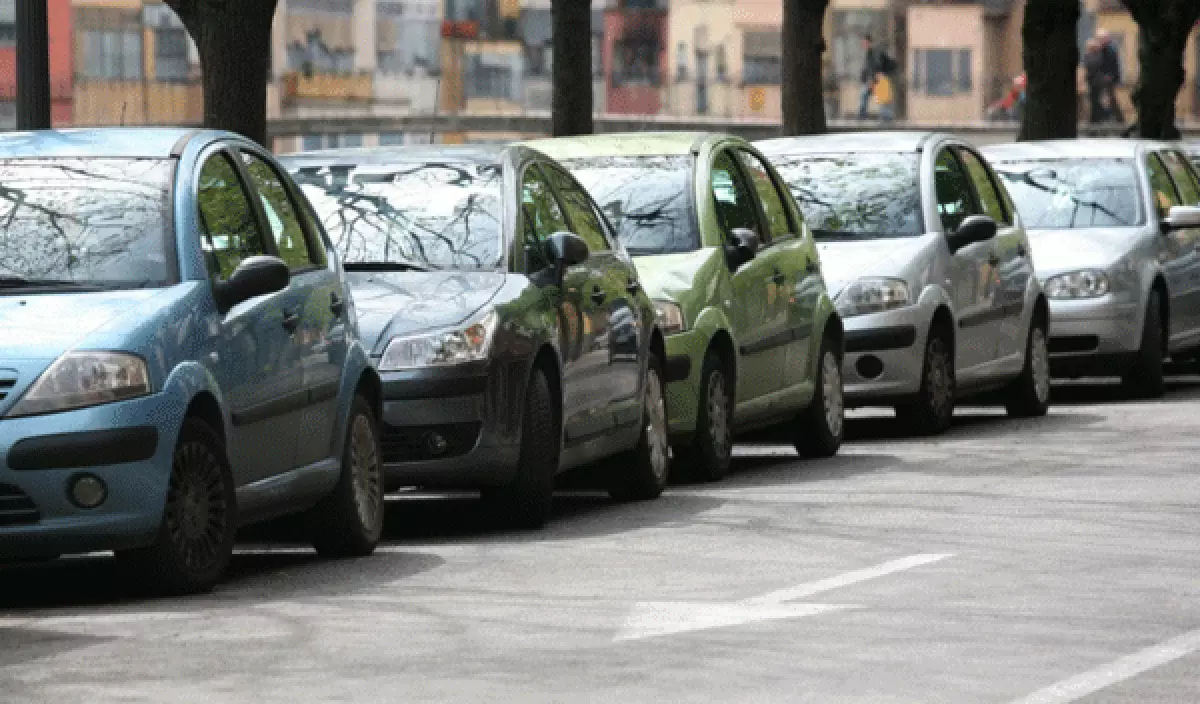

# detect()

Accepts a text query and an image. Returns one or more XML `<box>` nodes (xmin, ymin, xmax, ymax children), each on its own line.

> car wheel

<box><xmin>117</xmin><ymin>418</ymin><xmax>236</xmax><ymax>594</ymax></box>
<box><xmin>1122</xmin><ymin>290</ymin><xmax>1165</xmax><ymax>398</ymax></box>
<box><xmin>896</xmin><ymin>327</ymin><xmax>955</xmax><ymax>435</ymax></box>
<box><xmin>609</xmin><ymin>354</ymin><xmax>671</xmax><ymax>501</ymax></box>
<box><xmin>674</xmin><ymin>351</ymin><xmax>733</xmax><ymax>482</ymax></box>
<box><xmin>308</xmin><ymin>394</ymin><xmax>385</xmax><ymax>558</ymax></box>
<box><xmin>793</xmin><ymin>336</ymin><xmax>844</xmax><ymax>458</ymax></box>
<box><xmin>1005</xmin><ymin>316</ymin><xmax>1051</xmax><ymax>417</ymax></box>
<box><xmin>484</xmin><ymin>366</ymin><xmax>557</xmax><ymax>529</ymax></box>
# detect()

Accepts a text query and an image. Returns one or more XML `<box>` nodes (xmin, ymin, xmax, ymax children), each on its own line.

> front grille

<box><xmin>1049</xmin><ymin>335</ymin><xmax>1099</xmax><ymax>354</ymax></box>
<box><xmin>0</xmin><ymin>373</ymin><xmax>15</xmax><ymax>402</ymax></box>
<box><xmin>0</xmin><ymin>483</ymin><xmax>40</xmax><ymax>527</ymax></box>
<box><xmin>382</xmin><ymin>422</ymin><xmax>482</xmax><ymax>464</ymax></box>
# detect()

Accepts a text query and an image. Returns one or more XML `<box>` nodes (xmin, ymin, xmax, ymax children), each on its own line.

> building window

<box><xmin>831</xmin><ymin>10</ymin><xmax>887</xmax><ymax>82</ymax></box>
<box><xmin>912</xmin><ymin>48</ymin><xmax>972</xmax><ymax>96</ymax></box>
<box><xmin>0</xmin><ymin>0</ymin><xmax>14</xmax><ymax>49</ymax></box>
<box><xmin>743</xmin><ymin>32</ymin><xmax>781</xmax><ymax>85</ymax></box>
<box><xmin>155</xmin><ymin>27</ymin><xmax>190</xmax><ymax>82</ymax></box>
<box><xmin>613</xmin><ymin>32</ymin><xmax>661</xmax><ymax>87</ymax></box>
<box><xmin>80</xmin><ymin>30</ymin><xmax>145</xmax><ymax>80</ymax></box>
<box><xmin>676</xmin><ymin>42</ymin><xmax>688</xmax><ymax>81</ymax></box>
<box><xmin>466</xmin><ymin>53</ymin><xmax>518</xmax><ymax>100</ymax></box>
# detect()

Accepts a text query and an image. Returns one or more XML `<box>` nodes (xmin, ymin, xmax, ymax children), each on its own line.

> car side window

<box><xmin>955</xmin><ymin>147</ymin><xmax>1010</xmax><ymax>225</ymax></box>
<box><xmin>197</xmin><ymin>152</ymin><xmax>269</xmax><ymax>280</ymax></box>
<box><xmin>711</xmin><ymin>151</ymin><xmax>762</xmax><ymax>240</ymax></box>
<box><xmin>736</xmin><ymin>149</ymin><xmax>794</xmax><ymax>240</ymax></box>
<box><xmin>1146</xmin><ymin>153</ymin><xmax>1182</xmax><ymax>218</ymax></box>
<box><xmin>934</xmin><ymin>148</ymin><xmax>979</xmax><ymax>233</ymax></box>
<box><xmin>542</xmin><ymin>163</ymin><xmax>611</xmax><ymax>253</ymax></box>
<box><xmin>521</xmin><ymin>165</ymin><xmax>569</xmax><ymax>272</ymax></box>
<box><xmin>1160</xmin><ymin>151</ymin><xmax>1200</xmax><ymax>205</ymax></box>
<box><xmin>240</xmin><ymin>151</ymin><xmax>315</xmax><ymax>270</ymax></box>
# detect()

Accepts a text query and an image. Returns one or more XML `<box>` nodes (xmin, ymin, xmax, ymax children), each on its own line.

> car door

<box><xmin>239</xmin><ymin>148</ymin><xmax>348</xmax><ymax>469</ymax></box>
<box><xmin>956</xmin><ymin>146</ymin><xmax>1031</xmax><ymax>367</ymax></box>
<box><xmin>195</xmin><ymin>148</ymin><xmax>300</xmax><ymax>484</ymax></box>
<box><xmin>1158</xmin><ymin>149</ymin><xmax>1200</xmax><ymax>343</ymax></box>
<box><xmin>542</xmin><ymin>162</ymin><xmax>644</xmax><ymax>431</ymax></box>
<box><xmin>1144</xmin><ymin>151</ymin><xmax>1192</xmax><ymax>347</ymax></box>
<box><xmin>734</xmin><ymin>147</ymin><xmax>820</xmax><ymax>394</ymax></box>
<box><xmin>520</xmin><ymin>163</ymin><xmax>611</xmax><ymax>445</ymax></box>
<box><xmin>933</xmin><ymin>146</ymin><xmax>1000</xmax><ymax>380</ymax></box>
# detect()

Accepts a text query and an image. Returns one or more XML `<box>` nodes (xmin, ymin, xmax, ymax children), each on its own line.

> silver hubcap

<box><xmin>706</xmin><ymin>371</ymin><xmax>731</xmax><ymax>461</ymax></box>
<box><xmin>822</xmin><ymin>350</ymin><xmax>844</xmax><ymax>438</ymax></box>
<box><xmin>1031</xmin><ymin>327</ymin><xmax>1050</xmax><ymax>404</ymax></box>
<box><xmin>350</xmin><ymin>414</ymin><xmax>383</xmax><ymax>532</ymax></box>
<box><xmin>645</xmin><ymin>370</ymin><xmax>669</xmax><ymax>482</ymax></box>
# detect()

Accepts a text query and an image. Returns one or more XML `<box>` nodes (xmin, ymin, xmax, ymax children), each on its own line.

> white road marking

<box><xmin>615</xmin><ymin>553</ymin><xmax>952</xmax><ymax>642</ymax></box>
<box><xmin>1008</xmin><ymin>628</ymin><xmax>1200</xmax><ymax>704</ymax></box>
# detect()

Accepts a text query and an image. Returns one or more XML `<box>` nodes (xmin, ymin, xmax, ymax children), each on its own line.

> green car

<box><xmin>526</xmin><ymin>132</ymin><xmax>844</xmax><ymax>480</ymax></box>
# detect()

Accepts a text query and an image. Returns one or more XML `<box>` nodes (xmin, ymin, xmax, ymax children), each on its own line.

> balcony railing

<box><xmin>282</xmin><ymin>72</ymin><xmax>373</xmax><ymax>102</ymax></box>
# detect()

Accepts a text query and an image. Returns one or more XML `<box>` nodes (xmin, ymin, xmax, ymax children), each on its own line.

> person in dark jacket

<box><xmin>1097</xmin><ymin>30</ymin><xmax>1124</xmax><ymax>124</ymax></box>
<box><xmin>1084</xmin><ymin>39</ymin><xmax>1108</xmax><ymax>124</ymax></box>
<box><xmin>857</xmin><ymin>34</ymin><xmax>879</xmax><ymax>120</ymax></box>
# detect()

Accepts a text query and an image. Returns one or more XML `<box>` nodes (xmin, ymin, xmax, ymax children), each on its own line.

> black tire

<box><xmin>1122</xmin><ymin>290</ymin><xmax>1165</xmax><ymax>398</ymax></box>
<box><xmin>484</xmin><ymin>367</ymin><xmax>558</xmax><ymax>529</ymax></box>
<box><xmin>1005</xmin><ymin>315</ymin><xmax>1051</xmax><ymax>417</ymax></box>
<box><xmin>609</xmin><ymin>354</ymin><xmax>671</xmax><ymax>501</ymax></box>
<box><xmin>673</xmin><ymin>350</ymin><xmax>734</xmax><ymax>482</ymax></box>
<box><xmin>116</xmin><ymin>418</ymin><xmax>236</xmax><ymax>595</ymax></box>
<box><xmin>794</xmin><ymin>336</ymin><xmax>844</xmax><ymax>458</ymax></box>
<box><xmin>308</xmin><ymin>394</ymin><xmax>385</xmax><ymax>558</ymax></box>
<box><xmin>896</xmin><ymin>327</ymin><xmax>956</xmax><ymax>435</ymax></box>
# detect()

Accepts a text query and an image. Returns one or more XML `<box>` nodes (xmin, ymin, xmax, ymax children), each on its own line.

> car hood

<box><xmin>1026</xmin><ymin>227</ymin><xmax>1144</xmax><ymax>278</ymax></box>
<box><xmin>347</xmin><ymin>270</ymin><xmax>507</xmax><ymax>354</ymax></box>
<box><xmin>0</xmin><ymin>288</ymin><xmax>172</xmax><ymax>360</ymax></box>
<box><xmin>631</xmin><ymin>248</ymin><xmax>728</xmax><ymax>311</ymax></box>
<box><xmin>815</xmin><ymin>236</ymin><xmax>938</xmax><ymax>298</ymax></box>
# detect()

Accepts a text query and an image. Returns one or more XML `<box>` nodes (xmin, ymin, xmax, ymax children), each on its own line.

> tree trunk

<box><xmin>781</xmin><ymin>0</ymin><xmax>830</xmax><ymax>136</ymax></box>
<box><xmin>551</xmin><ymin>0</ymin><xmax>593</xmax><ymax>137</ymax></box>
<box><xmin>1120</xmin><ymin>0</ymin><xmax>1200</xmax><ymax>140</ymax></box>
<box><xmin>166</xmin><ymin>0</ymin><xmax>278</xmax><ymax>146</ymax></box>
<box><xmin>1018</xmin><ymin>0</ymin><xmax>1079</xmax><ymax>141</ymax></box>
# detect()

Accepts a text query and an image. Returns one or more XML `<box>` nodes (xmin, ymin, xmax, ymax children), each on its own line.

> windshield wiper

<box><xmin>344</xmin><ymin>261</ymin><xmax>430</xmax><ymax>273</ymax></box>
<box><xmin>0</xmin><ymin>276</ymin><xmax>103</xmax><ymax>290</ymax></box>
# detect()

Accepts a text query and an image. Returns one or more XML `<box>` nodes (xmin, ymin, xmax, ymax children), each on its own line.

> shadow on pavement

<box><xmin>1050</xmin><ymin>373</ymin><xmax>1200</xmax><ymax>405</ymax></box>
<box><xmin>0</xmin><ymin>627</ymin><xmax>113</xmax><ymax>668</ymax></box>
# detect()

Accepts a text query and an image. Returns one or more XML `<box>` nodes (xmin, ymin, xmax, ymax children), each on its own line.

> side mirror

<box><xmin>213</xmin><ymin>255</ymin><xmax>290</xmax><ymax>313</ymax></box>
<box><xmin>1161</xmin><ymin>205</ymin><xmax>1200</xmax><ymax>233</ymax></box>
<box><xmin>544</xmin><ymin>231</ymin><xmax>590</xmax><ymax>280</ymax></box>
<box><xmin>946</xmin><ymin>215</ymin><xmax>997</xmax><ymax>252</ymax></box>
<box><xmin>724</xmin><ymin>227</ymin><xmax>760</xmax><ymax>270</ymax></box>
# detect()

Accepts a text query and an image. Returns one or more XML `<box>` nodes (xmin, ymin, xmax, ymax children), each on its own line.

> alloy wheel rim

<box><xmin>646</xmin><ymin>370</ymin><xmax>669</xmax><ymax>482</ymax></box>
<box><xmin>822</xmin><ymin>350</ymin><xmax>845</xmax><ymax>438</ymax></box>
<box><xmin>1031</xmin><ymin>327</ymin><xmax>1051</xmax><ymax>404</ymax></box>
<box><xmin>350</xmin><ymin>414</ymin><xmax>383</xmax><ymax>533</ymax></box>
<box><xmin>707</xmin><ymin>371</ymin><xmax>731</xmax><ymax>461</ymax></box>
<box><xmin>165</xmin><ymin>441</ymin><xmax>228</xmax><ymax>573</ymax></box>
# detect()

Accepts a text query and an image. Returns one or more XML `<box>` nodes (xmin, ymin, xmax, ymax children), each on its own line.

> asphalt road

<box><xmin>4</xmin><ymin>377</ymin><xmax>1200</xmax><ymax>703</ymax></box>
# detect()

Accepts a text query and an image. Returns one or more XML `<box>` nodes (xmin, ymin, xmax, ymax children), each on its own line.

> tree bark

<box><xmin>1120</xmin><ymin>0</ymin><xmax>1200</xmax><ymax>140</ymax></box>
<box><xmin>781</xmin><ymin>0</ymin><xmax>830</xmax><ymax>136</ymax></box>
<box><xmin>166</xmin><ymin>0</ymin><xmax>278</xmax><ymax>146</ymax></box>
<box><xmin>1018</xmin><ymin>0</ymin><xmax>1079</xmax><ymax>141</ymax></box>
<box><xmin>551</xmin><ymin>0</ymin><xmax>593</xmax><ymax>137</ymax></box>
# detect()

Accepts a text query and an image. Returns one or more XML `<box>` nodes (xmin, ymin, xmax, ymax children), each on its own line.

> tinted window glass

<box><xmin>934</xmin><ymin>149</ymin><xmax>978</xmax><ymax>232</ymax></box>
<box><xmin>737</xmin><ymin>149</ymin><xmax>793</xmax><ymax>239</ymax></box>
<box><xmin>241</xmin><ymin>151</ymin><xmax>314</xmax><ymax>270</ymax></box>
<box><xmin>711</xmin><ymin>151</ymin><xmax>760</xmax><ymax>238</ymax></box>
<box><xmin>770</xmin><ymin>152</ymin><xmax>923</xmax><ymax>238</ymax></box>
<box><xmin>995</xmin><ymin>159</ymin><xmax>1144</xmax><ymax>229</ymax></box>
<box><xmin>521</xmin><ymin>165</ymin><xmax>569</xmax><ymax>271</ymax></box>
<box><xmin>1146</xmin><ymin>153</ymin><xmax>1181</xmax><ymax>218</ymax></box>
<box><xmin>291</xmin><ymin>160</ymin><xmax>504</xmax><ymax>271</ymax></box>
<box><xmin>561</xmin><ymin>155</ymin><xmax>694</xmax><ymax>254</ymax></box>
<box><xmin>542</xmin><ymin>163</ymin><xmax>610</xmax><ymax>252</ymax></box>
<box><xmin>956</xmin><ymin>148</ymin><xmax>1009</xmax><ymax>224</ymax></box>
<box><xmin>0</xmin><ymin>158</ymin><xmax>173</xmax><ymax>288</ymax></box>
<box><xmin>1160</xmin><ymin>151</ymin><xmax>1200</xmax><ymax>205</ymax></box>
<box><xmin>198</xmin><ymin>153</ymin><xmax>269</xmax><ymax>279</ymax></box>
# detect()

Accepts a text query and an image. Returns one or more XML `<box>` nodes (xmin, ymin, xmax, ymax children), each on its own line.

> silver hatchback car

<box><xmin>984</xmin><ymin>139</ymin><xmax>1200</xmax><ymax>397</ymax></box>
<box><xmin>758</xmin><ymin>132</ymin><xmax>1050</xmax><ymax>434</ymax></box>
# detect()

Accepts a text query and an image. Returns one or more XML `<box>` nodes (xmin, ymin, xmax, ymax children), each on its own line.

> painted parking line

<box><xmin>1009</xmin><ymin>628</ymin><xmax>1200</xmax><ymax>704</ymax></box>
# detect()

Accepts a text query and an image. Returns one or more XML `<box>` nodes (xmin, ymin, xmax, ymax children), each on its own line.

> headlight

<box><xmin>654</xmin><ymin>301</ymin><xmax>687</xmax><ymax>335</ymax></box>
<box><xmin>835</xmin><ymin>278</ymin><xmax>911</xmax><ymax>318</ymax></box>
<box><xmin>1044</xmin><ymin>270</ymin><xmax>1109</xmax><ymax>299</ymax></box>
<box><xmin>378</xmin><ymin>311</ymin><xmax>498</xmax><ymax>371</ymax></box>
<box><xmin>8</xmin><ymin>351</ymin><xmax>151</xmax><ymax>417</ymax></box>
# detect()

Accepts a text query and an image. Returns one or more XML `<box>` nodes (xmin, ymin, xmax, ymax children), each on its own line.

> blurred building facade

<box><xmin>0</xmin><ymin>0</ymin><xmax>74</xmax><ymax>129</ymax></box>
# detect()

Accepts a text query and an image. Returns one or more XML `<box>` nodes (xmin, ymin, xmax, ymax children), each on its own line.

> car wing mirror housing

<box><xmin>214</xmin><ymin>255</ymin><xmax>290</xmax><ymax>313</ymax></box>
<box><xmin>947</xmin><ymin>215</ymin><xmax>998</xmax><ymax>252</ymax></box>
<box><xmin>1162</xmin><ymin>205</ymin><xmax>1200</xmax><ymax>233</ymax></box>
<box><xmin>545</xmin><ymin>231</ymin><xmax>590</xmax><ymax>280</ymax></box>
<box><xmin>725</xmin><ymin>227</ymin><xmax>760</xmax><ymax>270</ymax></box>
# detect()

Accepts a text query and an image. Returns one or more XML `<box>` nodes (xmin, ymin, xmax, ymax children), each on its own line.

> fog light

<box><xmin>68</xmin><ymin>474</ymin><xmax>107</xmax><ymax>509</ymax></box>
<box><xmin>423</xmin><ymin>431</ymin><xmax>449</xmax><ymax>457</ymax></box>
<box><xmin>856</xmin><ymin>355</ymin><xmax>884</xmax><ymax>380</ymax></box>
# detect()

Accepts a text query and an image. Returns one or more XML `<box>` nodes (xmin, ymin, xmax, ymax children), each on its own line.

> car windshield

<box><xmin>769</xmin><ymin>152</ymin><xmax>923</xmax><ymax>239</ymax></box>
<box><xmin>994</xmin><ymin>158</ymin><xmax>1144</xmax><ymax>228</ymax></box>
<box><xmin>560</xmin><ymin>155</ymin><xmax>695</xmax><ymax>255</ymax></box>
<box><xmin>0</xmin><ymin>158</ymin><xmax>173</xmax><ymax>290</ymax></box>
<box><xmin>290</xmin><ymin>160</ymin><xmax>504</xmax><ymax>271</ymax></box>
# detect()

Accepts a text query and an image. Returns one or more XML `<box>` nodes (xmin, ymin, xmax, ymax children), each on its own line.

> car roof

<box><xmin>280</xmin><ymin>144</ymin><xmax>513</xmax><ymax>168</ymax></box>
<box><xmin>982</xmin><ymin>138</ymin><xmax>1173</xmax><ymax>161</ymax></box>
<box><xmin>523</xmin><ymin>132</ymin><xmax>714</xmax><ymax>159</ymax></box>
<box><xmin>757</xmin><ymin>131</ymin><xmax>946</xmax><ymax>155</ymax></box>
<box><xmin>0</xmin><ymin>127</ymin><xmax>223</xmax><ymax>159</ymax></box>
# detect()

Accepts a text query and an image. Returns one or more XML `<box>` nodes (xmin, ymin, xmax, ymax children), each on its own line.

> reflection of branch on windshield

<box><xmin>997</xmin><ymin>169</ymin><xmax>1128</xmax><ymax>226</ymax></box>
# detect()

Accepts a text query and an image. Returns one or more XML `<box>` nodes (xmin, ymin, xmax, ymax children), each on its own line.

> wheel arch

<box><xmin>1150</xmin><ymin>275</ymin><xmax>1169</xmax><ymax>349</ymax></box>
<box><xmin>184</xmin><ymin>391</ymin><xmax>225</xmax><ymax>444</ymax></box>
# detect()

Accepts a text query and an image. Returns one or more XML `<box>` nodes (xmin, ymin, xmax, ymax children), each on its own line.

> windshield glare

<box><xmin>561</xmin><ymin>155</ymin><xmax>695</xmax><ymax>254</ymax></box>
<box><xmin>0</xmin><ymin>158</ymin><xmax>173</xmax><ymax>288</ymax></box>
<box><xmin>995</xmin><ymin>158</ymin><xmax>1144</xmax><ymax>228</ymax></box>
<box><xmin>770</xmin><ymin>152</ymin><xmax>923</xmax><ymax>239</ymax></box>
<box><xmin>290</xmin><ymin>160</ymin><xmax>505</xmax><ymax>271</ymax></box>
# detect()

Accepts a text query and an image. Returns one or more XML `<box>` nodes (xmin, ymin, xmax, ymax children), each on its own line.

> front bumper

<box><xmin>0</xmin><ymin>394</ymin><xmax>182</xmax><ymax>560</ymax></box>
<box><xmin>840</xmin><ymin>305</ymin><xmax>928</xmax><ymax>405</ymax></box>
<box><xmin>1046</xmin><ymin>295</ymin><xmax>1141</xmax><ymax>376</ymax></box>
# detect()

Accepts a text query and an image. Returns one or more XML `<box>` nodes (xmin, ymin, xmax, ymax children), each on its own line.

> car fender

<box><xmin>691</xmin><ymin>304</ymin><xmax>737</xmax><ymax>363</ymax></box>
<box><xmin>329</xmin><ymin>340</ymin><xmax>376</xmax><ymax>461</ymax></box>
<box><xmin>805</xmin><ymin>292</ymin><xmax>843</xmax><ymax>379</ymax></box>
<box><xmin>915</xmin><ymin>285</ymin><xmax>957</xmax><ymax>343</ymax></box>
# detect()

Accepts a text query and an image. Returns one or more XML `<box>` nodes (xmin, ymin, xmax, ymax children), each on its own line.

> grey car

<box><xmin>984</xmin><ymin>139</ymin><xmax>1200</xmax><ymax>396</ymax></box>
<box><xmin>758</xmin><ymin>132</ymin><xmax>1050</xmax><ymax>434</ymax></box>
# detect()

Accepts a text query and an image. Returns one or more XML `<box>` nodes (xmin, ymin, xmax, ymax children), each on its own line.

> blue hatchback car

<box><xmin>0</xmin><ymin>129</ymin><xmax>385</xmax><ymax>593</ymax></box>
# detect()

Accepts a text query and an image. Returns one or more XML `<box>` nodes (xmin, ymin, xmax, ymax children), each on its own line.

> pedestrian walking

<box><xmin>873</xmin><ymin>71</ymin><xmax>894</xmax><ymax>123</ymax></box>
<box><xmin>858</xmin><ymin>34</ymin><xmax>880</xmax><ymax>120</ymax></box>
<box><xmin>1097</xmin><ymin>30</ymin><xmax>1125</xmax><ymax>124</ymax></box>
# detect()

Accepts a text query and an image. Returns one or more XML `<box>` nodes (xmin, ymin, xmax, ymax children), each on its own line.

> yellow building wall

<box><xmin>72</xmin><ymin>81</ymin><xmax>203</xmax><ymax>125</ymax></box>
<box><xmin>907</xmin><ymin>4</ymin><xmax>984</xmax><ymax>123</ymax></box>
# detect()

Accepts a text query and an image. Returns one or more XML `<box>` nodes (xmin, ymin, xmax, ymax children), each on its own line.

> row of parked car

<box><xmin>2</xmin><ymin>127</ymin><xmax>1198</xmax><ymax>593</ymax></box>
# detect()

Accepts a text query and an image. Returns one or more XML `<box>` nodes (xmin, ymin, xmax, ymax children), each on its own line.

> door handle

<box><xmin>590</xmin><ymin>286</ymin><xmax>607</xmax><ymax>304</ymax></box>
<box><xmin>282</xmin><ymin>311</ymin><xmax>301</xmax><ymax>334</ymax></box>
<box><xmin>626</xmin><ymin>279</ymin><xmax>642</xmax><ymax>295</ymax></box>
<box><xmin>330</xmin><ymin>292</ymin><xmax>345</xmax><ymax>317</ymax></box>
<box><xmin>771</xmin><ymin>268</ymin><xmax>786</xmax><ymax>285</ymax></box>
